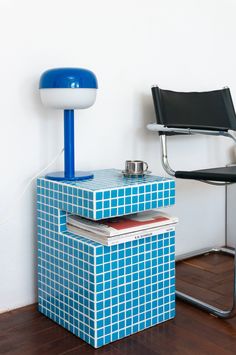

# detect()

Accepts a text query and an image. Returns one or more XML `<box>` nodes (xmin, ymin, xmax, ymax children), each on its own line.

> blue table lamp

<box><xmin>39</xmin><ymin>67</ymin><xmax>98</xmax><ymax>181</ymax></box>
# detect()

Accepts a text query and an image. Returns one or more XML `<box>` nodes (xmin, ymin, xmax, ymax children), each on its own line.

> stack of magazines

<box><xmin>67</xmin><ymin>210</ymin><xmax>178</xmax><ymax>246</ymax></box>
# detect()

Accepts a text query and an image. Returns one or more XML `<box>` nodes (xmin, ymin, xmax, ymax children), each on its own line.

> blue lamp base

<box><xmin>45</xmin><ymin>171</ymin><xmax>94</xmax><ymax>181</ymax></box>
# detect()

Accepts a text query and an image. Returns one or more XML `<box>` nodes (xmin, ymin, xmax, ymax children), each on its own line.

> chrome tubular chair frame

<box><xmin>148</xmin><ymin>123</ymin><xmax>236</xmax><ymax>318</ymax></box>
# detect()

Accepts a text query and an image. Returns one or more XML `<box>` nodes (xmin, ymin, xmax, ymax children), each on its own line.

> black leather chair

<box><xmin>148</xmin><ymin>86</ymin><xmax>236</xmax><ymax>318</ymax></box>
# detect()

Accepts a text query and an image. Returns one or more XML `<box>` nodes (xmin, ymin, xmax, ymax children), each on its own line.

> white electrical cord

<box><xmin>0</xmin><ymin>147</ymin><xmax>64</xmax><ymax>226</ymax></box>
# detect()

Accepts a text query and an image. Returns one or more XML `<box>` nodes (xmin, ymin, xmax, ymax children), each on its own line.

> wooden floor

<box><xmin>0</xmin><ymin>252</ymin><xmax>236</xmax><ymax>355</ymax></box>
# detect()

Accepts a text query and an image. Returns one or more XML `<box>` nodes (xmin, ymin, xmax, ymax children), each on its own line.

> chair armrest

<box><xmin>146</xmin><ymin>123</ymin><xmax>236</xmax><ymax>179</ymax></box>
<box><xmin>147</xmin><ymin>123</ymin><xmax>230</xmax><ymax>137</ymax></box>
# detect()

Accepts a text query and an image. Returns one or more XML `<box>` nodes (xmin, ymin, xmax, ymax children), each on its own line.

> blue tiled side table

<box><xmin>37</xmin><ymin>169</ymin><xmax>176</xmax><ymax>348</ymax></box>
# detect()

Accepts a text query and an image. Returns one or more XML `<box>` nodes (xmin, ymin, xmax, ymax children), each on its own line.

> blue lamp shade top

<box><xmin>39</xmin><ymin>68</ymin><xmax>98</xmax><ymax>89</ymax></box>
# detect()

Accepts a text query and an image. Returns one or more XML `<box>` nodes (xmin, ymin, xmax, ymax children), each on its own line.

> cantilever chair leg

<box><xmin>176</xmin><ymin>247</ymin><xmax>236</xmax><ymax>318</ymax></box>
<box><xmin>158</xmin><ymin>134</ymin><xmax>236</xmax><ymax>318</ymax></box>
<box><xmin>175</xmin><ymin>171</ymin><xmax>236</xmax><ymax>318</ymax></box>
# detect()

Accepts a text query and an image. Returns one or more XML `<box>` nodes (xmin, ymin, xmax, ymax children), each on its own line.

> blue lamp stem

<box><xmin>64</xmin><ymin>109</ymin><xmax>75</xmax><ymax>179</ymax></box>
<box><xmin>45</xmin><ymin>108</ymin><xmax>94</xmax><ymax>181</ymax></box>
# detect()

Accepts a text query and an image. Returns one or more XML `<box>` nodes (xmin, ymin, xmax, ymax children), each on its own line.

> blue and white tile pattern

<box><xmin>38</xmin><ymin>228</ymin><xmax>175</xmax><ymax>348</ymax></box>
<box><xmin>37</xmin><ymin>169</ymin><xmax>176</xmax><ymax>348</ymax></box>
<box><xmin>37</xmin><ymin>169</ymin><xmax>175</xmax><ymax>220</ymax></box>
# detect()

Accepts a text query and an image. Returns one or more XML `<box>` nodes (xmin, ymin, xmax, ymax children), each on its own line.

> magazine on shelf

<box><xmin>66</xmin><ymin>210</ymin><xmax>178</xmax><ymax>246</ymax></box>
<box><xmin>67</xmin><ymin>210</ymin><xmax>178</xmax><ymax>237</ymax></box>
<box><xmin>67</xmin><ymin>224</ymin><xmax>177</xmax><ymax>246</ymax></box>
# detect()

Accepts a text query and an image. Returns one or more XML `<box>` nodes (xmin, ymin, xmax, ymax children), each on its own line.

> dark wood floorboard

<box><xmin>0</xmin><ymin>252</ymin><xmax>235</xmax><ymax>354</ymax></box>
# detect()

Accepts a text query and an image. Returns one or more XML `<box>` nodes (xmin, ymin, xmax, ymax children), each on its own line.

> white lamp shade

<box><xmin>40</xmin><ymin>88</ymin><xmax>97</xmax><ymax>109</ymax></box>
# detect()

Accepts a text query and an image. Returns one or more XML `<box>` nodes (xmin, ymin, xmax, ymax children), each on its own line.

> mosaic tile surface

<box><xmin>38</xmin><ymin>228</ymin><xmax>175</xmax><ymax>348</ymax></box>
<box><xmin>37</xmin><ymin>169</ymin><xmax>175</xmax><ymax>220</ymax></box>
<box><xmin>37</xmin><ymin>169</ymin><xmax>176</xmax><ymax>348</ymax></box>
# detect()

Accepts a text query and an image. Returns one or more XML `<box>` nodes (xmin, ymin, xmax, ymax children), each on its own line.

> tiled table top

<box><xmin>37</xmin><ymin>169</ymin><xmax>175</xmax><ymax>220</ymax></box>
<box><xmin>50</xmin><ymin>169</ymin><xmax>172</xmax><ymax>190</ymax></box>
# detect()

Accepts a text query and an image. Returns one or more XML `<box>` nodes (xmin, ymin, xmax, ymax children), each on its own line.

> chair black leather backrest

<box><xmin>152</xmin><ymin>86</ymin><xmax>236</xmax><ymax>131</ymax></box>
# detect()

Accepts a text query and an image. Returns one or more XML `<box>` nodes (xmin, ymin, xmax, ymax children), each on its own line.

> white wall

<box><xmin>1</xmin><ymin>0</ymin><xmax>236</xmax><ymax>312</ymax></box>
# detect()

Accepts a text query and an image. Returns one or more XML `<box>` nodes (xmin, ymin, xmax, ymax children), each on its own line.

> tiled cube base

<box><xmin>38</xmin><ymin>228</ymin><xmax>175</xmax><ymax>348</ymax></box>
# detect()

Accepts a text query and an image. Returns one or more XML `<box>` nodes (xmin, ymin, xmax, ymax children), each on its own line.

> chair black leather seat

<box><xmin>175</xmin><ymin>166</ymin><xmax>236</xmax><ymax>182</ymax></box>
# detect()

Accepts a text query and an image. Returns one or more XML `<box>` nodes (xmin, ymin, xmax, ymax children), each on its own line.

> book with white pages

<box><xmin>67</xmin><ymin>210</ymin><xmax>178</xmax><ymax>237</ymax></box>
<box><xmin>67</xmin><ymin>223</ymin><xmax>177</xmax><ymax>246</ymax></box>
